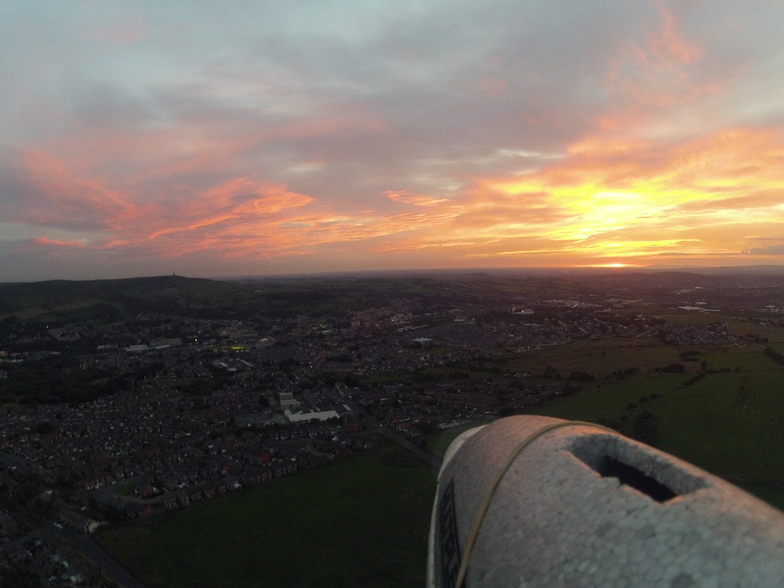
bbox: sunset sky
[2,1,784,281]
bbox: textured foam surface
[429,416,784,588]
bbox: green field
[655,312,724,325]
[526,373,689,422]
[506,337,688,379]
[426,418,498,459]
[96,444,437,588]
[115,481,137,497]
[727,320,784,343]
[701,350,779,370]
[423,348,784,515]
[524,359,784,511]
[768,341,784,356]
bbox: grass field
[115,481,137,497]
[96,444,437,588]
[523,363,784,511]
[768,341,784,356]
[727,320,784,343]
[526,373,688,422]
[653,312,724,325]
[653,371,784,479]
[426,418,498,459]
[505,337,687,379]
[701,350,780,371]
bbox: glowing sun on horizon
[583,263,634,268]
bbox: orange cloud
[383,190,450,207]
[321,127,784,268]
[133,179,317,256]
[460,127,784,263]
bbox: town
[1,270,784,586]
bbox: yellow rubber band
[454,420,616,588]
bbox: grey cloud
[69,82,158,133]
[744,244,784,256]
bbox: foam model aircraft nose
[428,416,784,588]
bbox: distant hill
[0,275,250,323]
[4,268,784,328]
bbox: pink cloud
[597,3,726,133]
[30,237,85,248]
[144,179,315,247]
[649,2,702,66]
[2,149,148,230]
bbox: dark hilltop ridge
[3,266,784,315]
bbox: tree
[632,411,658,446]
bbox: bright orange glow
[446,127,784,266]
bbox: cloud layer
[2,0,784,280]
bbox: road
[367,414,444,469]
[6,509,149,588]
[54,525,149,588]
[334,387,444,469]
